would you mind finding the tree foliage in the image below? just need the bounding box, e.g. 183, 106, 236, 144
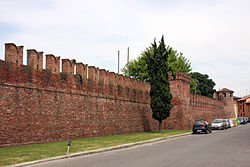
190, 72, 216, 98
190, 77, 200, 94
121, 36, 216, 99
146, 36, 172, 133
122, 53, 148, 81
122, 45, 192, 81
168, 50, 191, 77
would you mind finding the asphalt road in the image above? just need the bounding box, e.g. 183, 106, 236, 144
28, 124, 250, 167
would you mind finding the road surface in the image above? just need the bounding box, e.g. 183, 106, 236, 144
29, 124, 250, 167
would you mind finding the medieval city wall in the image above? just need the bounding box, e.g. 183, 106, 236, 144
0, 43, 226, 147
0, 43, 158, 147
163, 73, 225, 130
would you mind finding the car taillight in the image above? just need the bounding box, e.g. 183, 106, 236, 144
204, 122, 206, 127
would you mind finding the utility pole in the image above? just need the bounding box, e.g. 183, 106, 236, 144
127, 47, 129, 76
118, 50, 120, 74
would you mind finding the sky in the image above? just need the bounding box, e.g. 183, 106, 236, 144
0, 0, 249, 97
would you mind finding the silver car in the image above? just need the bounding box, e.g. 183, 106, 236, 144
224, 119, 230, 128
211, 119, 226, 130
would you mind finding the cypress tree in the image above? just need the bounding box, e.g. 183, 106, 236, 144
146, 36, 172, 132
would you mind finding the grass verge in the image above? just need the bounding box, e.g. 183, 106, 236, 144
0, 129, 191, 166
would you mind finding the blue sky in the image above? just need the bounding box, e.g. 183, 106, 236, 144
0, 0, 250, 97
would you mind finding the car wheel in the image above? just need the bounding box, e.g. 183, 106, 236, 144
193, 131, 197, 134
205, 129, 209, 134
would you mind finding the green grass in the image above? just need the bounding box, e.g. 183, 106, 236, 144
0, 129, 191, 166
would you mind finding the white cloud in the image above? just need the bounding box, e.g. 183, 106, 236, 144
0, 0, 249, 97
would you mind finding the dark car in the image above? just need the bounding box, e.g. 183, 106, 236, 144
244, 117, 249, 124
193, 120, 212, 134
238, 117, 246, 125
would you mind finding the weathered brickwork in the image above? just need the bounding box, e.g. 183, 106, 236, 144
0, 43, 232, 147
162, 73, 226, 130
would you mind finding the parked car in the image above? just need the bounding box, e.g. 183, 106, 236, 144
222, 119, 228, 129
224, 119, 231, 128
193, 120, 212, 134
238, 117, 246, 124
244, 117, 249, 124
211, 119, 226, 130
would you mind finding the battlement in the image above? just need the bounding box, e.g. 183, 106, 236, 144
99, 69, 108, 83
27, 49, 43, 70
1, 43, 151, 103
1, 43, 192, 103
175, 72, 190, 83
76, 63, 87, 80
88, 66, 98, 81
190, 93, 223, 110
62, 59, 75, 75
5, 43, 23, 66
168, 72, 190, 84
46, 54, 60, 74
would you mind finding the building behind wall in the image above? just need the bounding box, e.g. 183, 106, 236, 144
213, 88, 235, 118
237, 95, 250, 118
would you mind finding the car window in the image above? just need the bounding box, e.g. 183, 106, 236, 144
194, 121, 204, 125
213, 119, 222, 123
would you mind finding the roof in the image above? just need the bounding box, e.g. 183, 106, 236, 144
217, 88, 234, 93
245, 101, 250, 104
237, 94, 250, 102
233, 96, 240, 100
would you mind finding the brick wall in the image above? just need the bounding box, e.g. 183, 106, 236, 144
162, 73, 226, 130
0, 60, 158, 147
0, 43, 231, 147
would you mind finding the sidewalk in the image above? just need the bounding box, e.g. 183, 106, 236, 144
11, 132, 191, 167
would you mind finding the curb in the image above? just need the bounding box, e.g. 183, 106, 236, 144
11, 132, 191, 167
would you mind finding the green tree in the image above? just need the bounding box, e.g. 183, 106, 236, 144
123, 53, 148, 81
146, 36, 172, 133
190, 77, 200, 94
122, 46, 191, 81
190, 72, 216, 98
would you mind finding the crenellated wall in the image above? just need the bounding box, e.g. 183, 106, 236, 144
0, 43, 156, 147
163, 72, 225, 130
0, 43, 231, 147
